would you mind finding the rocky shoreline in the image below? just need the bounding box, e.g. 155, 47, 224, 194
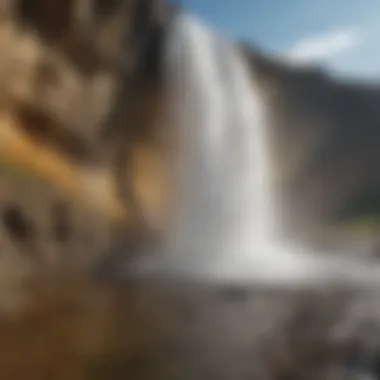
0, 272, 378, 379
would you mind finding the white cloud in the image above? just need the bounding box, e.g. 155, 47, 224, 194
287, 27, 362, 64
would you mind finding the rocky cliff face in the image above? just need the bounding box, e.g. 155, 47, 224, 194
241, 44, 380, 242
0, 0, 178, 269
0, 0, 170, 314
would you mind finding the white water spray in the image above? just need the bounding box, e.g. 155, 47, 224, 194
160, 14, 279, 273
132, 13, 380, 287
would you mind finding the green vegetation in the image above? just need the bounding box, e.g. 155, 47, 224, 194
339, 215, 380, 235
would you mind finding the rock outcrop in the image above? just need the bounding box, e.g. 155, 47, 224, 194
241, 43, 380, 242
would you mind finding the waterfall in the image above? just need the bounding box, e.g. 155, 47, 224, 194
163, 14, 280, 269
130, 13, 380, 287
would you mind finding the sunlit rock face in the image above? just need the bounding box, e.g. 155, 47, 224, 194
0, 0, 180, 250
0, 0, 178, 164
241, 44, 380, 241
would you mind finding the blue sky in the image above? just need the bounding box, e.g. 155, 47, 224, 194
181, 0, 380, 78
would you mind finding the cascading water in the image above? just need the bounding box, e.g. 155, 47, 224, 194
164, 14, 282, 272
132, 13, 380, 287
